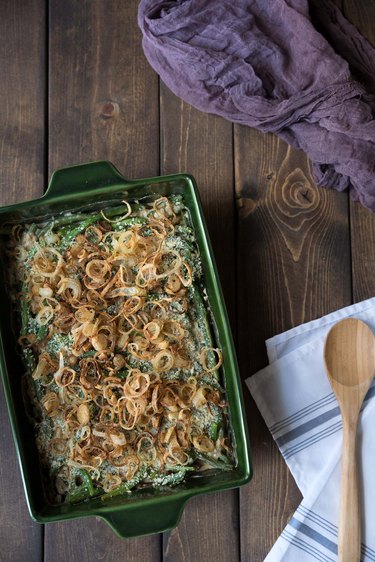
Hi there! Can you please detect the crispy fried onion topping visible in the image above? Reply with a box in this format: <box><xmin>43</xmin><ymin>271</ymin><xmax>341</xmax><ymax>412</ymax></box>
<box><xmin>11</xmin><ymin>197</ymin><xmax>227</xmax><ymax>496</ymax></box>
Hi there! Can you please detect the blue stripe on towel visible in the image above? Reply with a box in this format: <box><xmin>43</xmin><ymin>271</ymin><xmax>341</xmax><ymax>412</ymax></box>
<box><xmin>275</xmin><ymin>407</ymin><xmax>341</xmax><ymax>447</ymax></box>
<box><xmin>296</xmin><ymin>506</ymin><xmax>337</xmax><ymax>536</ymax></box>
<box><xmin>282</xmin><ymin>529</ymin><xmax>335</xmax><ymax>562</ymax></box>
<box><xmin>283</xmin><ymin>421</ymin><xmax>342</xmax><ymax>459</ymax></box>
<box><xmin>289</xmin><ymin>518</ymin><xmax>337</xmax><ymax>554</ymax></box>
<box><xmin>362</xmin><ymin>545</ymin><xmax>375</xmax><ymax>562</ymax></box>
<box><xmin>270</xmin><ymin>392</ymin><xmax>336</xmax><ymax>434</ymax></box>
<box><xmin>273</xmin><ymin>386</ymin><xmax>375</xmax><ymax>458</ymax></box>
<box><xmin>282</xmin><ymin>516</ymin><xmax>375</xmax><ymax>562</ymax></box>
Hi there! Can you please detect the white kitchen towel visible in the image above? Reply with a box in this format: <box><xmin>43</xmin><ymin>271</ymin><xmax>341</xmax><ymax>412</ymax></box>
<box><xmin>246</xmin><ymin>297</ymin><xmax>375</xmax><ymax>562</ymax></box>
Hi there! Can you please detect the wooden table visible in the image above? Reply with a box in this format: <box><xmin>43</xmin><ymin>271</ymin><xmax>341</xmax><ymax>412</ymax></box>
<box><xmin>1</xmin><ymin>1</ymin><xmax>374</xmax><ymax>560</ymax></box>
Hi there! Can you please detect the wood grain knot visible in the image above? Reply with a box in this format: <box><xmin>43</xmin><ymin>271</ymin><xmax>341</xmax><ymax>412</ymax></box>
<box><xmin>237</xmin><ymin>196</ymin><xmax>256</xmax><ymax>218</ymax></box>
<box><xmin>268</xmin><ymin>166</ymin><xmax>327</xmax><ymax>262</ymax></box>
<box><xmin>280</xmin><ymin>168</ymin><xmax>319</xmax><ymax>215</ymax></box>
<box><xmin>99</xmin><ymin>101</ymin><xmax>119</xmax><ymax>119</ymax></box>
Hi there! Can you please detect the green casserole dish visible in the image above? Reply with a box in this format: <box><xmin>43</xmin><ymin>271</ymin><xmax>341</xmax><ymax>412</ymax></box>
<box><xmin>0</xmin><ymin>161</ymin><xmax>252</xmax><ymax>538</ymax></box>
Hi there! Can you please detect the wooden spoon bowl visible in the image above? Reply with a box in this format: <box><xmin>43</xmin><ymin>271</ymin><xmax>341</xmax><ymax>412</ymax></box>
<box><xmin>324</xmin><ymin>317</ymin><xmax>375</xmax><ymax>562</ymax></box>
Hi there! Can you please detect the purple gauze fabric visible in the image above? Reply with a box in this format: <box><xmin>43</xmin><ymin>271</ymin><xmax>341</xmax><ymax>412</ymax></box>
<box><xmin>138</xmin><ymin>0</ymin><xmax>375</xmax><ymax>211</ymax></box>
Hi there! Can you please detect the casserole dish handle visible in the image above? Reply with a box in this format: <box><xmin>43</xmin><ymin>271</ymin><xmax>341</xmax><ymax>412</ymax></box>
<box><xmin>101</xmin><ymin>496</ymin><xmax>188</xmax><ymax>538</ymax></box>
<box><xmin>44</xmin><ymin>161</ymin><xmax>126</xmax><ymax>199</ymax></box>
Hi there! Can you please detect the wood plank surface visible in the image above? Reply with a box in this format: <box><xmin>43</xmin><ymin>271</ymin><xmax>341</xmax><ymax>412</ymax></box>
<box><xmin>48</xmin><ymin>0</ymin><xmax>159</xmax><ymax>179</ymax></box>
<box><xmin>0</xmin><ymin>1</ymin><xmax>45</xmax><ymax>560</ymax></box>
<box><xmin>45</xmin><ymin>2</ymin><xmax>160</xmax><ymax>560</ymax></box>
<box><xmin>343</xmin><ymin>1</ymin><xmax>375</xmax><ymax>303</ymax></box>
<box><xmin>235</xmin><ymin>129</ymin><xmax>352</xmax><ymax>560</ymax></box>
<box><xmin>160</xmin><ymin>86</ymin><xmax>239</xmax><ymax>562</ymax></box>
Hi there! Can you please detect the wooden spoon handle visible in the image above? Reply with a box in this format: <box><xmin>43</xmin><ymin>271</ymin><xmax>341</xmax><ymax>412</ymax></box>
<box><xmin>339</xmin><ymin>419</ymin><xmax>361</xmax><ymax>562</ymax></box>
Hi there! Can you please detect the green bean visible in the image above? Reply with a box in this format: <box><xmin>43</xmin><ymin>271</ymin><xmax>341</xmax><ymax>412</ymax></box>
<box><xmin>78</xmin><ymin>469</ymin><xmax>96</xmax><ymax>495</ymax></box>
<box><xmin>1</xmin><ymin>203</ymin><xmax>147</xmax><ymax>237</ymax></box>
<box><xmin>20</xmin><ymin>286</ymin><xmax>29</xmax><ymax>337</ymax></box>
<box><xmin>195</xmin><ymin>452</ymin><xmax>232</xmax><ymax>471</ymax></box>
<box><xmin>48</xmin><ymin>213</ymin><xmax>91</xmax><ymax>228</ymax></box>
<box><xmin>164</xmin><ymin>465</ymin><xmax>195</xmax><ymax>473</ymax></box>
<box><xmin>35</xmin><ymin>223</ymin><xmax>53</xmax><ymax>239</ymax></box>
<box><xmin>30</xmin><ymin>378</ymin><xmax>44</xmax><ymax>403</ymax></box>
<box><xmin>67</xmin><ymin>469</ymin><xmax>97</xmax><ymax>504</ymax></box>
<box><xmin>208</xmin><ymin>421</ymin><xmax>221</xmax><ymax>442</ymax></box>
<box><xmin>100</xmin><ymin>481</ymin><xmax>137</xmax><ymax>499</ymax></box>
<box><xmin>67</xmin><ymin>485</ymin><xmax>91</xmax><ymax>503</ymax></box>
<box><xmin>55</xmin><ymin>203</ymin><xmax>147</xmax><ymax>228</ymax></box>
<box><xmin>36</xmin><ymin>324</ymin><xmax>49</xmax><ymax>342</ymax></box>
<box><xmin>68</xmin><ymin>487</ymin><xmax>90</xmax><ymax>503</ymax></box>
<box><xmin>58</xmin><ymin>216</ymin><xmax>147</xmax><ymax>250</ymax></box>
<box><xmin>150</xmin><ymin>470</ymin><xmax>186</xmax><ymax>487</ymax></box>
<box><xmin>207</xmin><ymin>400</ymin><xmax>224</xmax><ymax>442</ymax></box>
<box><xmin>58</xmin><ymin>216</ymin><xmax>99</xmax><ymax>249</ymax></box>
<box><xmin>189</xmin><ymin>286</ymin><xmax>218</xmax><ymax>374</ymax></box>
<box><xmin>111</xmin><ymin>217</ymin><xmax>147</xmax><ymax>231</ymax></box>
<box><xmin>20</xmin><ymin>300</ymin><xmax>29</xmax><ymax>336</ymax></box>
<box><xmin>101</xmin><ymin>466</ymin><xmax>147</xmax><ymax>500</ymax></box>
<box><xmin>42</xmin><ymin>204</ymin><xmax>134</xmax><ymax>229</ymax></box>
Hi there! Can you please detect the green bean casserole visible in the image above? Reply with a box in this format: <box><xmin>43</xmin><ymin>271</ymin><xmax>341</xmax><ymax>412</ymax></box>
<box><xmin>6</xmin><ymin>195</ymin><xmax>233</xmax><ymax>504</ymax></box>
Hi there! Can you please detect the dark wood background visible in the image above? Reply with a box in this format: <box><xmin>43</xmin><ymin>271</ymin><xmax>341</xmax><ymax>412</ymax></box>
<box><xmin>0</xmin><ymin>1</ymin><xmax>374</xmax><ymax>560</ymax></box>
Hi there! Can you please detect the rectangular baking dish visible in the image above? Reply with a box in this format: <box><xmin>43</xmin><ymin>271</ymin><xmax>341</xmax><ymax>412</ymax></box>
<box><xmin>0</xmin><ymin>160</ymin><xmax>252</xmax><ymax>538</ymax></box>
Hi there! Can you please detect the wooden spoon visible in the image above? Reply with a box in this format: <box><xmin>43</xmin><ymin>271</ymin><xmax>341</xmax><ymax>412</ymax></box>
<box><xmin>324</xmin><ymin>317</ymin><xmax>375</xmax><ymax>562</ymax></box>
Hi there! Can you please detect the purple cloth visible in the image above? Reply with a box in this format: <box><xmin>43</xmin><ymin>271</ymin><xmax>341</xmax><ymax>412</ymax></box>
<box><xmin>138</xmin><ymin>0</ymin><xmax>375</xmax><ymax>211</ymax></box>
